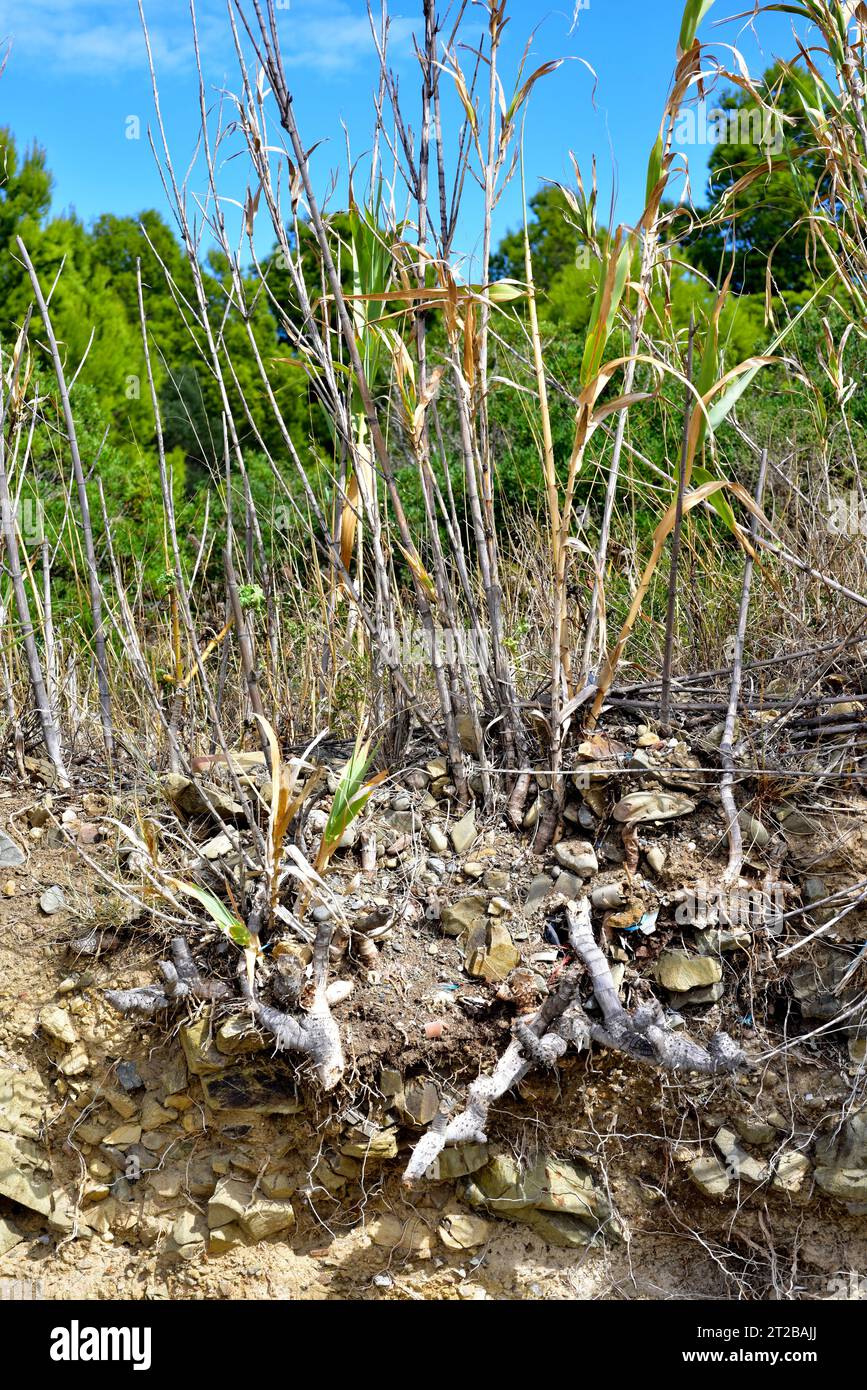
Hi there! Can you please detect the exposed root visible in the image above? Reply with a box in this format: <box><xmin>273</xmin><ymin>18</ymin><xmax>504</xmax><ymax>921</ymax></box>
<box><xmin>565</xmin><ymin>901</ymin><xmax>745</xmax><ymax>1073</ymax></box>
<box><xmin>242</xmin><ymin>920</ymin><xmax>345</xmax><ymax>1091</ymax></box>
<box><xmin>404</xmin><ymin>897</ymin><xmax>745</xmax><ymax>1183</ymax></box>
<box><xmin>404</xmin><ymin>917</ymin><xmax>593</xmax><ymax>1183</ymax></box>
<box><xmin>105</xmin><ymin>936</ymin><xmax>231</xmax><ymax>1015</ymax></box>
<box><xmin>105</xmin><ymin>922</ymin><xmax>346</xmax><ymax>1091</ymax></box>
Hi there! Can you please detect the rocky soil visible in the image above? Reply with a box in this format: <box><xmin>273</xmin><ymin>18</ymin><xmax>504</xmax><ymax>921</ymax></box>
<box><xmin>1</xmin><ymin>722</ymin><xmax>866</xmax><ymax>1300</ymax></box>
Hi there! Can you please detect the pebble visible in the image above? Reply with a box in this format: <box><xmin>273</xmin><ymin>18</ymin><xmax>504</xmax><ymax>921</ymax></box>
<box><xmin>116</xmin><ymin>1061</ymin><xmax>144</xmax><ymax>1092</ymax></box>
<box><xmin>39</xmin><ymin>1005</ymin><xmax>78</xmax><ymax>1047</ymax></box>
<box><xmin>554</xmin><ymin>840</ymin><xmax>598</xmax><ymax>877</ymax></box>
<box><xmin>645</xmin><ymin>846</ymin><xmax>666</xmax><ymax>875</ymax></box>
<box><xmin>426</xmin><ymin>825</ymin><xmax>449</xmax><ymax>854</ymax></box>
<box><xmin>39</xmin><ymin>886</ymin><xmax>67</xmax><ymax>915</ymax></box>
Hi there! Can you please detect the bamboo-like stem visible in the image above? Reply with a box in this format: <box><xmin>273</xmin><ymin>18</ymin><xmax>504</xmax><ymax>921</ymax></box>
<box><xmin>0</xmin><ymin>351</ymin><xmax>68</xmax><ymax>786</ymax></box>
<box><xmin>17</xmin><ymin>237</ymin><xmax>114</xmax><ymax>767</ymax></box>
<box><xmin>659</xmin><ymin>313</ymin><xmax>695</xmax><ymax>729</ymax></box>
<box><xmin>720</xmin><ymin>448</ymin><xmax>768</xmax><ymax>885</ymax></box>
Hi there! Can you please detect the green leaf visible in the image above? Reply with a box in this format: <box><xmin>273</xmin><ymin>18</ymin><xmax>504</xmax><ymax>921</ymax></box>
<box><xmin>170</xmin><ymin>880</ymin><xmax>252</xmax><ymax>948</ymax></box>
<box><xmin>678</xmin><ymin>0</ymin><xmax>714</xmax><ymax>53</ymax></box>
<box><xmin>645</xmin><ymin>133</ymin><xmax>665</xmax><ymax>208</ymax></box>
<box><xmin>708</xmin><ymin>274</ymin><xmax>835</xmax><ymax>432</ymax></box>
<box><xmin>693</xmin><ymin>465</ymin><xmax>739</xmax><ymax>534</ymax></box>
<box><xmin>485</xmin><ymin>279</ymin><xmax>528</xmax><ymax>304</ymax></box>
<box><xmin>580</xmin><ymin>235</ymin><xmax>632</xmax><ymax>388</ymax></box>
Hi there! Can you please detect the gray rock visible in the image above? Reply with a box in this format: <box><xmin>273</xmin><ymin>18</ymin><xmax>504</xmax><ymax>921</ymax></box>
<box><xmin>337</xmin><ymin>821</ymin><xmax>359</xmax><ymax>850</ymax></box>
<box><xmin>115</xmin><ymin>1061</ymin><xmax>144</xmax><ymax>1092</ymax></box>
<box><xmin>524</xmin><ymin>874</ymin><xmax>554</xmax><ymax>909</ymax></box>
<box><xmin>483</xmin><ymin>868</ymin><xmax>510</xmax><ymax>894</ymax></box>
<box><xmin>713</xmin><ymin>1127</ymin><xmax>769</xmax><ymax>1184</ymax></box>
<box><xmin>340</xmin><ymin>1126</ymin><xmax>398</xmax><ymax>1160</ymax></box>
<box><xmin>161</xmin><ymin>774</ymin><xmax>243</xmax><ymax>819</ymax></box>
<box><xmin>201</xmin><ymin>833</ymin><xmax>235</xmax><ymax>861</ymax></box>
<box><xmin>734</xmin><ymin>1113</ymin><xmax>778</xmax><ymax>1146</ymax></box>
<box><xmin>449</xmin><ymin>809</ymin><xmax>477</xmax><ymax>855</ymax></box>
<box><xmin>0</xmin><ymin>830</ymin><xmax>25</xmax><ymax>868</ymax></box>
<box><xmin>172</xmin><ymin>1209</ymin><xmax>208</xmax><ymax>1250</ymax></box>
<box><xmin>812</xmin><ymin>1104</ymin><xmax>867</xmax><ymax>1203</ymax></box>
<box><xmin>208</xmin><ymin>1176</ymin><xmax>295</xmax><ymax>1241</ymax></box>
<box><xmin>696</xmin><ymin>927</ymin><xmax>751</xmax><ymax>954</ymax></box>
<box><xmin>613</xmin><ymin>790</ymin><xmax>695</xmax><ymax>823</ymax></box>
<box><xmin>438</xmin><ymin>1212</ymin><xmax>491</xmax><ymax>1250</ymax></box>
<box><xmin>425</xmin><ymin>1143</ymin><xmax>489</xmax><ymax>1180</ymax></box>
<box><xmin>802</xmin><ymin>876</ymin><xmax>827</xmax><ymax>904</ymax></box>
<box><xmin>554</xmin><ymin>872</ymin><xmax>582</xmax><ymax>900</ymax></box>
<box><xmin>772</xmin><ymin>1150</ymin><xmax>811</xmax><ymax>1194</ymax></box>
<box><xmin>738</xmin><ymin>811</ymin><xmax>770</xmax><ymax>850</ymax></box>
<box><xmin>814</xmin><ymin>1167</ymin><xmax>867</xmax><ymax>1201</ymax></box>
<box><xmin>398</xmin><ymin>1080</ymin><xmax>441</xmax><ymax>1128</ymax></box>
<box><xmin>464</xmin><ymin>920</ymin><xmax>520</xmax><ymax>982</ymax></box>
<box><xmin>0</xmin><ymin>1131</ymin><xmax>76</xmax><ymax>1232</ymax></box>
<box><xmin>0</xmin><ymin>1068</ymin><xmax>45</xmax><ymax>1140</ymax></box>
<box><xmin>678</xmin><ymin>981</ymin><xmax>725</xmax><ymax>1006</ymax></box>
<box><xmin>0</xmin><ymin>1216</ymin><xmax>23</xmax><ymax>1257</ymax></box>
<box><xmin>791</xmin><ymin>949</ymin><xmax>856</xmax><ymax>1021</ymax></box>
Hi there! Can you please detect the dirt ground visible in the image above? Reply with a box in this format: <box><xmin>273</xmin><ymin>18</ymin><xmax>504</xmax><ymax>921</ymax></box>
<box><xmin>1</xmin><ymin>772</ymin><xmax>866</xmax><ymax>1301</ymax></box>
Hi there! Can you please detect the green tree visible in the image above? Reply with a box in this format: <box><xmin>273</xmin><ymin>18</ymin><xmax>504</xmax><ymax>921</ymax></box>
<box><xmin>491</xmin><ymin>185</ymin><xmax>585</xmax><ymax>291</ymax></box>
<box><xmin>675</xmin><ymin>65</ymin><xmax>830</xmax><ymax>294</ymax></box>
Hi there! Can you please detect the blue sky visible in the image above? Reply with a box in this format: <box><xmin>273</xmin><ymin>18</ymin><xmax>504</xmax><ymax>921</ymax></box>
<box><xmin>0</xmin><ymin>0</ymin><xmax>808</xmax><ymax>275</ymax></box>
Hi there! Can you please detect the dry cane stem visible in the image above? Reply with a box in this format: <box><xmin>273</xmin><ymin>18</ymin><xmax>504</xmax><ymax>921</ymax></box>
<box><xmin>720</xmin><ymin>447</ymin><xmax>769</xmax><ymax>884</ymax></box>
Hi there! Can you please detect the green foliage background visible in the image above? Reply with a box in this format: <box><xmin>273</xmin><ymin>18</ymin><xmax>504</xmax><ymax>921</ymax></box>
<box><xmin>2</xmin><ymin>64</ymin><xmax>865</xmax><ymax>616</ymax></box>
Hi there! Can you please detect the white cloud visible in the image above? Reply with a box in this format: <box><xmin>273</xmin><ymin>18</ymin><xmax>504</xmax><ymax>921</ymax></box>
<box><xmin>0</xmin><ymin>0</ymin><xmax>192</xmax><ymax>76</ymax></box>
<box><xmin>0</xmin><ymin>0</ymin><xmax>416</xmax><ymax>79</ymax></box>
<box><xmin>278</xmin><ymin>4</ymin><xmax>416</xmax><ymax>74</ymax></box>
